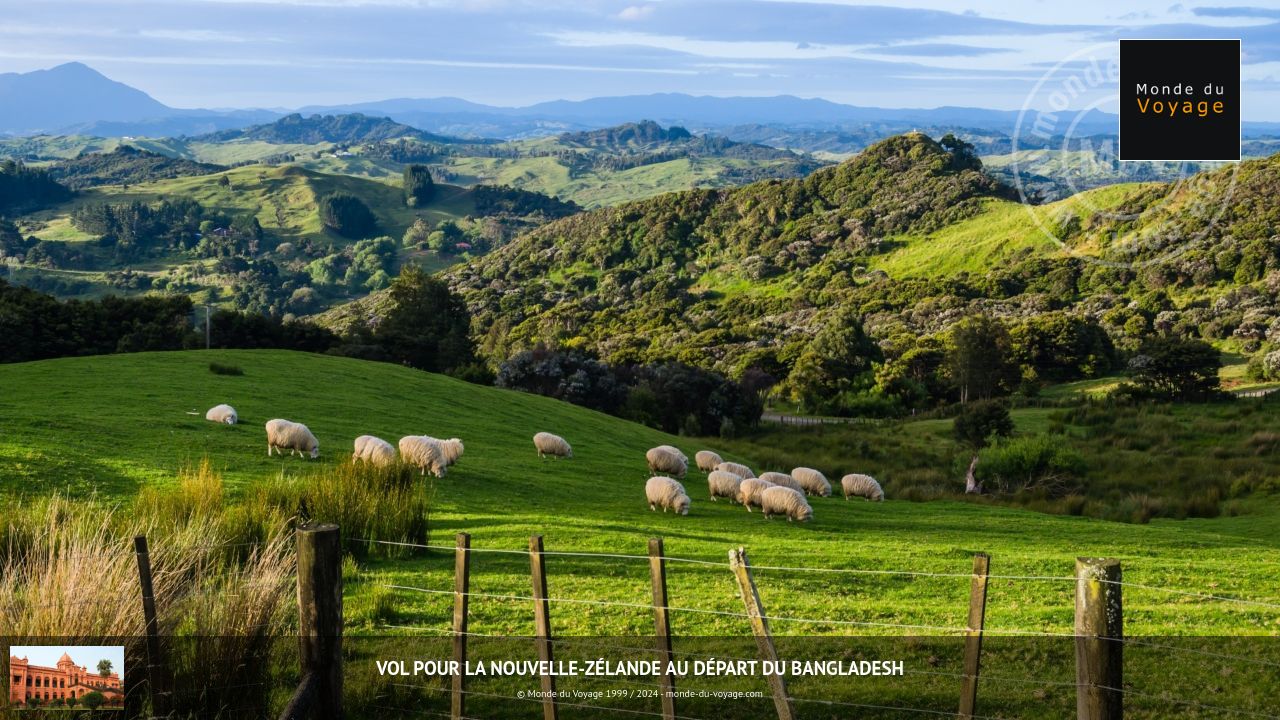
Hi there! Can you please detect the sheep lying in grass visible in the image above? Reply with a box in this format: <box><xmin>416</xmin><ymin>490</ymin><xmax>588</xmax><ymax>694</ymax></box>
<box><xmin>841</xmin><ymin>473</ymin><xmax>884</xmax><ymax>502</ymax></box>
<box><xmin>737</xmin><ymin>478</ymin><xmax>776</xmax><ymax>512</ymax></box>
<box><xmin>760</xmin><ymin>486</ymin><xmax>813</xmax><ymax>522</ymax></box>
<box><xmin>695</xmin><ymin>450</ymin><xmax>723</xmax><ymax>473</ymax></box>
<box><xmin>533</xmin><ymin>432</ymin><xmax>573</xmax><ymax>459</ymax></box>
<box><xmin>647</xmin><ymin>446</ymin><xmax>688</xmax><ymax>478</ymax></box>
<box><xmin>206</xmin><ymin>404</ymin><xmax>238</xmax><ymax>425</ymax></box>
<box><xmin>399</xmin><ymin>435</ymin><xmax>449</xmax><ymax>477</ymax></box>
<box><xmin>707</xmin><ymin>470</ymin><xmax>742</xmax><ymax>503</ymax></box>
<box><xmin>716</xmin><ymin>461</ymin><xmax>755</xmax><ymax>479</ymax></box>
<box><xmin>645</xmin><ymin>476</ymin><xmax>691</xmax><ymax>515</ymax></box>
<box><xmin>266</xmin><ymin>419</ymin><xmax>319</xmax><ymax>459</ymax></box>
<box><xmin>759</xmin><ymin>471</ymin><xmax>804</xmax><ymax>493</ymax></box>
<box><xmin>353</xmin><ymin>435</ymin><xmax>396</xmax><ymax>467</ymax></box>
<box><xmin>791</xmin><ymin>467</ymin><xmax>832</xmax><ymax>497</ymax></box>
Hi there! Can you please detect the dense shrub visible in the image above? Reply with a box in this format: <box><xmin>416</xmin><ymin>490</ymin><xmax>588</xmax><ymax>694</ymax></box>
<box><xmin>318</xmin><ymin>191</ymin><xmax>378</xmax><ymax>239</ymax></box>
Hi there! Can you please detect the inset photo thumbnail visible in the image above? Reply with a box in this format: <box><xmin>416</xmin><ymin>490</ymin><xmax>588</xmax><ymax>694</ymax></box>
<box><xmin>7</xmin><ymin>646</ymin><xmax>124</xmax><ymax>710</ymax></box>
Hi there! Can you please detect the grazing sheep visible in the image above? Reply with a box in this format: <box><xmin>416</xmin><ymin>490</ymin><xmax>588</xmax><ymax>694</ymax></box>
<box><xmin>760</xmin><ymin>486</ymin><xmax>814</xmax><ymax>522</ymax></box>
<box><xmin>646</xmin><ymin>446</ymin><xmax>688</xmax><ymax>478</ymax></box>
<box><xmin>707</xmin><ymin>470</ymin><xmax>743</xmax><ymax>503</ymax></box>
<box><xmin>205</xmin><ymin>404</ymin><xmax>238</xmax><ymax>425</ymax></box>
<box><xmin>353</xmin><ymin>435</ymin><xmax>396</xmax><ymax>467</ymax></box>
<box><xmin>716</xmin><ymin>461</ymin><xmax>756</xmax><ymax>479</ymax></box>
<box><xmin>533</xmin><ymin>432</ymin><xmax>573</xmax><ymax>459</ymax></box>
<box><xmin>399</xmin><ymin>435</ymin><xmax>449</xmax><ymax>477</ymax></box>
<box><xmin>645</xmin><ymin>476</ymin><xmax>691</xmax><ymax>515</ymax></box>
<box><xmin>841</xmin><ymin>473</ymin><xmax>884</xmax><ymax>502</ymax></box>
<box><xmin>737</xmin><ymin>477</ymin><xmax>776</xmax><ymax>512</ymax></box>
<box><xmin>439</xmin><ymin>438</ymin><xmax>465</xmax><ymax>466</ymax></box>
<box><xmin>791</xmin><ymin>467</ymin><xmax>832</xmax><ymax>497</ymax></box>
<box><xmin>759</xmin><ymin>471</ymin><xmax>804</xmax><ymax>493</ymax></box>
<box><xmin>265</xmin><ymin>419</ymin><xmax>319</xmax><ymax>459</ymax></box>
<box><xmin>695</xmin><ymin>450</ymin><xmax>723</xmax><ymax>473</ymax></box>
<box><xmin>656</xmin><ymin>445</ymin><xmax>689</xmax><ymax>463</ymax></box>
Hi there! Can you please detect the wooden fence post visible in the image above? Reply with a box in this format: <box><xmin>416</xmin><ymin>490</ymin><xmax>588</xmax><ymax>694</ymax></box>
<box><xmin>958</xmin><ymin>552</ymin><xmax>990</xmax><ymax>719</ymax></box>
<box><xmin>1075</xmin><ymin>558</ymin><xmax>1122</xmax><ymax>720</ymax></box>
<box><xmin>133</xmin><ymin>535</ymin><xmax>168</xmax><ymax>718</ymax></box>
<box><xmin>648</xmin><ymin>538</ymin><xmax>677</xmax><ymax>720</ymax></box>
<box><xmin>529</xmin><ymin>535</ymin><xmax>558</xmax><ymax>720</ymax></box>
<box><xmin>296</xmin><ymin>523</ymin><xmax>343</xmax><ymax>720</ymax></box>
<box><xmin>452</xmin><ymin>533</ymin><xmax>471</xmax><ymax>720</ymax></box>
<box><xmin>728</xmin><ymin>547</ymin><xmax>795</xmax><ymax>720</ymax></box>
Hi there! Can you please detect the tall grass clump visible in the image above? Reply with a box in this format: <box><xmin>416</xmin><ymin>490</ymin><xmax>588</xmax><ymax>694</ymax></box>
<box><xmin>252</xmin><ymin>460</ymin><xmax>430</xmax><ymax>558</ymax></box>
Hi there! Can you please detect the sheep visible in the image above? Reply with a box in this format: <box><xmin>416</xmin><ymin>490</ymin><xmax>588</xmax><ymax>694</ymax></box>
<box><xmin>265</xmin><ymin>419</ymin><xmax>319</xmax><ymax>459</ymax></box>
<box><xmin>646</xmin><ymin>446</ymin><xmax>688</xmax><ymax>478</ymax></box>
<box><xmin>353</xmin><ymin>435</ymin><xmax>396</xmax><ymax>467</ymax></box>
<box><xmin>760</xmin><ymin>486</ymin><xmax>813</xmax><ymax>522</ymax></box>
<box><xmin>716</xmin><ymin>461</ymin><xmax>756</xmax><ymax>479</ymax></box>
<box><xmin>695</xmin><ymin>450</ymin><xmax>723</xmax><ymax>473</ymax></box>
<box><xmin>737</xmin><ymin>477</ymin><xmax>776</xmax><ymax>512</ymax></box>
<box><xmin>399</xmin><ymin>435</ymin><xmax>449</xmax><ymax>477</ymax></box>
<box><xmin>707</xmin><ymin>470</ymin><xmax>743</xmax><ymax>503</ymax></box>
<box><xmin>533</xmin><ymin>432</ymin><xmax>573</xmax><ymax>459</ymax></box>
<box><xmin>791</xmin><ymin>467</ymin><xmax>832</xmax><ymax>497</ymax></box>
<box><xmin>759</xmin><ymin>471</ymin><xmax>804</xmax><ymax>493</ymax></box>
<box><xmin>645</xmin><ymin>476</ymin><xmax>691</xmax><ymax>515</ymax></box>
<box><xmin>439</xmin><ymin>438</ymin><xmax>465</xmax><ymax>466</ymax></box>
<box><xmin>205</xmin><ymin>404</ymin><xmax>238</xmax><ymax>425</ymax></box>
<box><xmin>841</xmin><ymin>473</ymin><xmax>884</xmax><ymax>502</ymax></box>
<box><xmin>656</xmin><ymin>445</ymin><xmax>689</xmax><ymax>463</ymax></box>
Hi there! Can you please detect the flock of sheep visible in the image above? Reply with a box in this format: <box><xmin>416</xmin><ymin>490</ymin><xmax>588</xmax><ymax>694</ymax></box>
<box><xmin>203</xmin><ymin>407</ymin><xmax>881</xmax><ymax>524</ymax></box>
<box><xmin>641</xmin><ymin>446</ymin><xmax>883</xmax><ymax>523</ymax></box>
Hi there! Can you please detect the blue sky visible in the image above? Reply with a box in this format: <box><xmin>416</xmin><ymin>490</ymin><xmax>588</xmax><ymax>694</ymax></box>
<box><xmin>10</xmin><ymin>646</ymin><xmax>125</xmax><ymax>678</ymax></box>
<box><xmin>1</xmin><ymin>0</ymin><xmax>1278</xmax><ymax>117</ymax></box>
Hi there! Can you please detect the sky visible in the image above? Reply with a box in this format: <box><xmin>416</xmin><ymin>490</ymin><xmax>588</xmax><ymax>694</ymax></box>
<box><xmin>1</xmin><ymin>0</ymin><xmax>1279</xmax><ymax>117</ymax></box>
<box><xmin>10</xmin><ymin>646</ymin><xmax>126</xmax><ymax>678</ymax></box>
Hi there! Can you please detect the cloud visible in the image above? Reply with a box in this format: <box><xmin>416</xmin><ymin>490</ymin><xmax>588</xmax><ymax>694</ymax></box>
<box><xmin>618</xmin><ymin>5</ymin><xmax>654</xmax><ymax>21</ymax></box>
<box><xmin>1192</xmin><ymin>6</ymin><xmax>1280</xmax><ymax>19</ymax></box>
<box><xmin>868</xmin><ymin>43</ymin><xmax>1015</xmax><ymax>57</ymax></box>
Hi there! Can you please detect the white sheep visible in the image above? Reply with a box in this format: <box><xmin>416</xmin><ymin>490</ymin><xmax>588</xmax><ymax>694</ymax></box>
<box><xmin>265</xmin><ymin>419</ymin><xmax>319</xmax><ymax>459</ymax></box>
<box><xmin>205</xmin><ymin>404</ymin><xmax>238</xmax><ymax>425</ymax></box>
<box><xmin>646</xmin><ymin>446</ymin><xmax>688</xmax><ymax>478</ymax></box>
<box><xmin>695</xmin><ymin>450</ymin><xmax>723</xmax><ymax>473</ymax></box>
<box><xmin>716</xmin><ymin>461</ymin><xmax>755</xmax><ymax>479</ymax></box>
<box><xmin>760</xmin><ymin>486</ymin><xmax>813</xmax><ymax>522</ymax></box>
<box><xmin>399</xmin><ymin>435</ymin><xmax>449</xmax><ymax>477</ymax></box>
<box><xmin>656</xmin><ymin>445</ymin><xmax>689</xmax><ymax>463</ymax></box>
<box><xmin>439</xmin><ymin>438</ymin><xmax>465</xmax><ymax>466</ymax></box>
<box><xmin>533</xmin><ymin>432</ymin><xmax>573</xmax><ymax>459</ymax></box>
<box><xmin>737</xmin><ymin>477</ymin><xmax>776</xmax><ymax>512</ymax></box>
<box><xmin>645</xmin><ymin>476</ymin><xmax>691</xmax><ymax>515</ymax></box>
<box><xmin>707</xmin><ymin>470</ymin><xmax>742</xmax><ymax>503</ymax></box>
<box><xmin>353</xmin><ymin>435</ymin><xmax>396</xmax><ymax>467</ymax></box>
<box><xmin>791</xmin><ymin>467</ymin><xmax>832</xmax><ymax>497</ymax></box>
<box><xmin>759</xmin><ymin>471</ymin><xmax>804</xmax><ymax>493</ymax></box>
<box><xmin>841</xmin><ymin>473</ymin><xmax>884</xmax><ymax>502</ymax></box>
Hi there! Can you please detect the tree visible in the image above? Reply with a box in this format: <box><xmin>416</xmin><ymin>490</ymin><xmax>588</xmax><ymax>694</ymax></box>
<box><xmin>81</xmin><ymin>691</ymin><xmax>105</xmax><ymax>710</ymax></box>
<box><xmin>373</xmin><ymin>265</ymin><xmax>476</xmax><ymax>372</ymax></box>
<box><xmin>98</xmin><ymin>658</ymin><xmax>113</xmax><ymax>677</ymax></box>
<box><xmin>944</xmin><ymin>314</ymin><xmax>1020</xmax><ymax>403</ymax></box>
<box><xmin>318</xmin><ymin>192</ymin><xmax>377</xmax><ymax>239</ymax></box>
<box><xmin>787</xmin><ymin>307</ymin><xmax>881</xmax><ymax>412</ymax></box>
<box><xmin>953</xmin><ymin>399</ymin><xmax>1014</xmax><ymax>493</ymax></box>
<box><xmin>403</xmin><ymin>164</ymin><xmax>435</xmax><ymax>206</ymax></box>
<box><xmin>1127</xmin><ymin>336</ymin><xmax>1221</xmax><ymax>401</ymax></box>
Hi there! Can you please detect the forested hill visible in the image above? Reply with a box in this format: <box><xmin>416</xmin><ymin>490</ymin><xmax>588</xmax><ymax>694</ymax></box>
<box><xmin>559</xmin><ymin>119</ymin><xmax>815</xmax><ymax>162</ymax></box>
<box><xmin>196</xmin><ymin>113</ymin><xmax>475</xmax><ymax>145</ymax></box>
<box><xmin>49</xmin><ymin>146</ymin><xmax>225</xmax><ymax>189</ymax></box>
<box><xmin>448</xmin><ymin>132</ymin><xmax>1010</xmax><ymax>360</ymax></box>
<box><xmin>447</xmin><ymin>131</ymin><xmax>1280</xmax><ymax>415</ymax></box>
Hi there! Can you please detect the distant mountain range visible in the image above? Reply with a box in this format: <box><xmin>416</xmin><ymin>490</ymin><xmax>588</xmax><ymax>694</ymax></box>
<box><xmin>4</xmin><ymin>62</ymin><xmax>1280</xmax><ymax>144</ymax></box>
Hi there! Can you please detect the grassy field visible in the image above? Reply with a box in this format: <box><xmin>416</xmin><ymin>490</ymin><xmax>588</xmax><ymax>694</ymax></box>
<box><xmin>2</xmin><ymin>350</ymin><xmax>1276</xmax><ymax>717</ymax></box>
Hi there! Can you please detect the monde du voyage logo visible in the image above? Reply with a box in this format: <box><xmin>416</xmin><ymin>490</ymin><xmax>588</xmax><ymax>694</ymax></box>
<box><xmin>1120</xmin><ymin>39</ymin><xmax>1241</xmax><ymax>161</ymax></box>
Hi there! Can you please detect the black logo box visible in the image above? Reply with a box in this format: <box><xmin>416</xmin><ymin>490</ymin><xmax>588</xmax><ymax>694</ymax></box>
<box><xmin>1119</xmin><ymin>39</ymin><xmax>1241</xmax><ymax>162</ymax></box>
